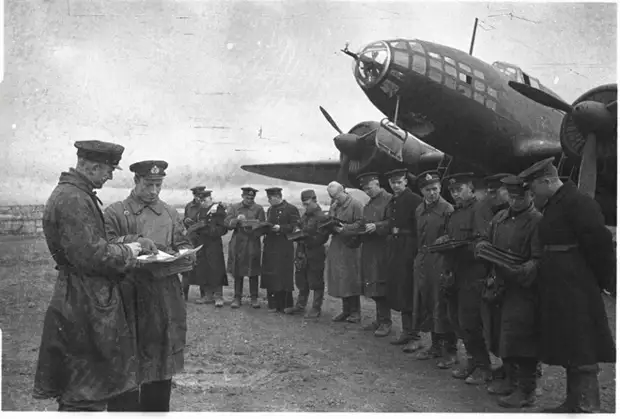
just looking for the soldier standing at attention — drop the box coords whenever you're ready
[519,158,616,413]
[477,175,543,408]
[357,173,393,337]
[182,186,208,303]
[187,190,229,308]
[324,181,364,323]
[103,160,195,411]
[407,171,457,367]
[285,189,330,317]
[436,173,494,385]
[33,141,145,412]
[225,187,265,309]
[261,187,301,313]
[382,169,423,346]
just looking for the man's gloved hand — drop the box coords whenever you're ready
[126,242,142,257]
[137,237,158,255]
[184,217,196,226]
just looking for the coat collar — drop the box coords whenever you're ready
[544,180,575,209]
[126,190,164,215]
[454,196,477,210]
[496,202,535,223]
[58,169,102,206]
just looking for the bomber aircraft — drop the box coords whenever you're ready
[241,38,617,225]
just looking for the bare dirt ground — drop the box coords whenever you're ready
[1,235,616,412]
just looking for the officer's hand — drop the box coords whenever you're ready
[333,226,344,234]
[272,224,281,232]
[237,214,246,221]
[126,242,142,257]
[364,223,377,233]
[184,217,196,226]
[137,237,158,255]
[474,240,489,252]
[435,235,449,245]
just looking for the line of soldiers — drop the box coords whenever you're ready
[33,139,615,413]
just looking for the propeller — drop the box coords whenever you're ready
[508,81,617,198]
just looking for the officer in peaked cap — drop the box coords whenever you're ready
[129,160,168,180]
[416,170,441,190]
[262,186,301,313]
[501,175,527,197]
[182,186,212,303]
[356,172,381,187]
[444,172,475,190]
[225,186,266,309]
[518,157,615,413]
[33,141,144,411]
[481,173,513,216]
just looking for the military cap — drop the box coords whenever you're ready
[417,170,441,189]
[444,172,475,188]
[129,160,168,178]
[356,172,381,187]
[501,175,527,196]
[301,189,316,201]
[384,168,409,180]
[241,186,258,197]
[484,173,513,190]
[196,189,212,198]
[74,140,124,169]
[265,187,283,196]
[518,157,558,183]
[191,186,206,194]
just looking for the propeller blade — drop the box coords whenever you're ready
[606,100,617,116]
[337,154,350,185]
[508,81,573,113]
[577,132,598,199]
[319,106,344,134]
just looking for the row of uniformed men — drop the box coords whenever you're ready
[33,139,615,413]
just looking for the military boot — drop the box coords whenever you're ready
[465,366,493,385]
[284,291,308,315]
[182,285,189,302]
[392,313,417,346]
[488,362,516,396]
[332,298,350,322]
[251,297,260,309]
[346,296,361,323]
[451,354,475,379]
[437,333,459,369]
[363,321,379,331]
[305,289,323,318]
[498,363,537,408]
[541,367,579,413]
[415,334,443,360]
[573,367,601,413]
[230,297,241,309]
[374,323,392,337]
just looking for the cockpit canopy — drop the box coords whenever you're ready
[492,61,563,101]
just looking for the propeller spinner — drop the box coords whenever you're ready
[508,81,617,198]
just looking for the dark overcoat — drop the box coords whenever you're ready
[261,201,301,292]
[385,188,423,312]
[295,206,330,290]
[412,197,453,332]
[536,181,616,366]
[482,204,542,359]
[360,189,393,298]
[225,202,265,278]
[33,169,139,405]
[188,203,228,288]
[104,192,192,383]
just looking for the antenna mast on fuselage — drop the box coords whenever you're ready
[469,17,479,56]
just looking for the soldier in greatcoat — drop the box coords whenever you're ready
[407,171,458,367]
[382,169,423,346]
[284,189,330,317]
[519,158,616,413]
[435,173,494,385]
[187,190,229,308]
[33,141,145,412]
[261,187,301,312]
[356,173,393,337]
[181,186,209,302]
[225,187,265,309]
[477,175,542,408]
[104,160,195,412]
[324,181,364,323]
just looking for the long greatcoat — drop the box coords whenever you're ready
[187,203,228,288]
[385,188,423,312]
[225,202,265,278]
[483,204,542,359]
[295,205,330,290]
[33,169,139,405]
[104,191,192,384]
[183,200,201,235]
[360,189,393,298]
[325,194,364,298]
[412,197,454,332]
[536,181,616,366]
[261,201,301,292]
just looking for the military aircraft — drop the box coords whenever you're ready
[241,38,617,225]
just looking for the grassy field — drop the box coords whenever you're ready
[0,234,616,412]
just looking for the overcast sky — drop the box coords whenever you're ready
[0,0,616,205]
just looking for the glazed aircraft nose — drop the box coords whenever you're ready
[353,41,391,89]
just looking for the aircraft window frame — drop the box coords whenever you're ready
[487,87,498,99]
[411,54,426,75]
[444,76,457,90]
[473,92,485,104]
[474,79,485,91]
[445,65,457,78]
[392,49,410,69]
[485,99,497,111]
[457,84,472,98]
[390,40,409,50]
[429,58,443,70]
[458,63,472,73]
[458,72,472,85]
[444,56,456,66]
[429,51,441,60]
[473,69,485,80]
[409,41,425,55]
[429,68,443,83]
[530,77,540,89]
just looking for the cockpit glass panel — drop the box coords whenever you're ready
[444,77,457,90]
[487,87,498,98]
[473,69,485,80]
[390,40,409,49]
[445,56,456,66]
[530,78,540,88]
[445,65,457,78]
[429,68,442,83]
[457,84,472,98]
[392,49,410,69]
[486,99,497,111]
[409,41,425,54]
[458,63,472,73]
[430,58,443,70]
[473,92,485,104]
[429,52,441,60]
[474,80,485,91]
[411,54,426,75]
[355,41,391,88]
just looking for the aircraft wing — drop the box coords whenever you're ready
[241,160,341,186]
